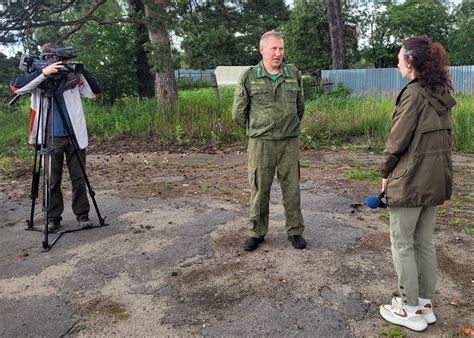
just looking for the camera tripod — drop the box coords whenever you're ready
[25,77,106,251]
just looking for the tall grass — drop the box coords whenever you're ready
[301,94,473,152]
[0,99,31,157]
[301,96,393,149]
[1,88,473,173]
[451,95,473,152]
[83,87,241,145]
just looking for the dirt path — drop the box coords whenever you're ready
[1,149,472,336]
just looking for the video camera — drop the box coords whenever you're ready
[19,47,84,75]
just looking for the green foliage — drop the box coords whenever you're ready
[174,124,189,146]
[0,53,21,89]
[200,181,209,193]
[1,89,472,176]
[82,91,471,152]
[177,0,289,69]
[449,217,461,226]
[181,27,238,69]
[448,0,474,65]
[302,76,324,101]
[331,82,351,98]
[177,78,213,89]
[347,169,379,182]
[380,325,405,338]
[378,211,390,222]
[389,0,453,48]
[354,0,455,68]
[0,99,33,175]
[66,1,138,104]
[282,1,332,75]
[452,95,474,152]
[464,226,474,235]
[349,0,399,68]
[82,87,241,146]
[302,95,393,148]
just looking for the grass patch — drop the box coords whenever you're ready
[200,181,209,193]
[105,303,129,321]
[464,226,474,235]
[379,211,390,221]
[437,207,447,218]
[347,169,379,181]
[449,218,461,226]
[380,326,405,337]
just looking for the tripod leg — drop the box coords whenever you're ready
[42,149,52,249]
[27,98,47,229]
[53,95,106,226]
[27,149,42,229]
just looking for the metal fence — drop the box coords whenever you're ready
[322,65,474,96]
[175,69,214,82]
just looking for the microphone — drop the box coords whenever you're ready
[365,192,387,209]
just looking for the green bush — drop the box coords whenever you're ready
[331,81,351,97]
[302,75,324,101]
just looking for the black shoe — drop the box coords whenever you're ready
[288,235,306,249]
[77,215,93,228]
[46,220,61,233]
[243,237,264,251]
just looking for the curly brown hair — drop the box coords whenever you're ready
[402,35,453,92]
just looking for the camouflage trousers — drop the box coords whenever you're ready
[247,137,305,238]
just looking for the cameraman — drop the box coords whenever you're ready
[10,43,100,232]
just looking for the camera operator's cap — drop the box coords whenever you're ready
[40,43,60,60]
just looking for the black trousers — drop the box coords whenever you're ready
[45,137,89,222]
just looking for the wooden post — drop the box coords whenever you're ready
[211,73,219,100]
[211,73,222,131]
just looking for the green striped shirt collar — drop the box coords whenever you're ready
[256,61,290,79]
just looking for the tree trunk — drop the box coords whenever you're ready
[325,0,347,69]
[129,0,155,98]
[144,1,177,104]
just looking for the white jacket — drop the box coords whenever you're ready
[11,72,98,149]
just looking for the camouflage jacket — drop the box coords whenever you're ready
[232,61,304,140]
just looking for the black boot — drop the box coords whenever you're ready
[243,237,264,251]
[288,235,306,249]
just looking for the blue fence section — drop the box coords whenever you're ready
[322,65,473,95]
[175,69,214,81]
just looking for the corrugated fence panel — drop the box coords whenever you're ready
[322,66,473,95]
[451,65,474,94]
[175,69,214,81]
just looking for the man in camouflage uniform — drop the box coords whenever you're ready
[232,30,306,251]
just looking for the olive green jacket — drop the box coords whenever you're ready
[232,61,304,140]
[380,79,456,207]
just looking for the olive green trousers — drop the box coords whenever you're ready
[247,137,305,238]
[389,206,437,306]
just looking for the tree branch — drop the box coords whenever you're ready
[0,0,147,33]
[2,16,147,31]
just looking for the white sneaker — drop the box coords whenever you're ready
[380,299,428,332]
[392,297,436,324]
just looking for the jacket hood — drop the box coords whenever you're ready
[410,81,456,116]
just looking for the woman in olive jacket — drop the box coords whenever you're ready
[379,36,456,332]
